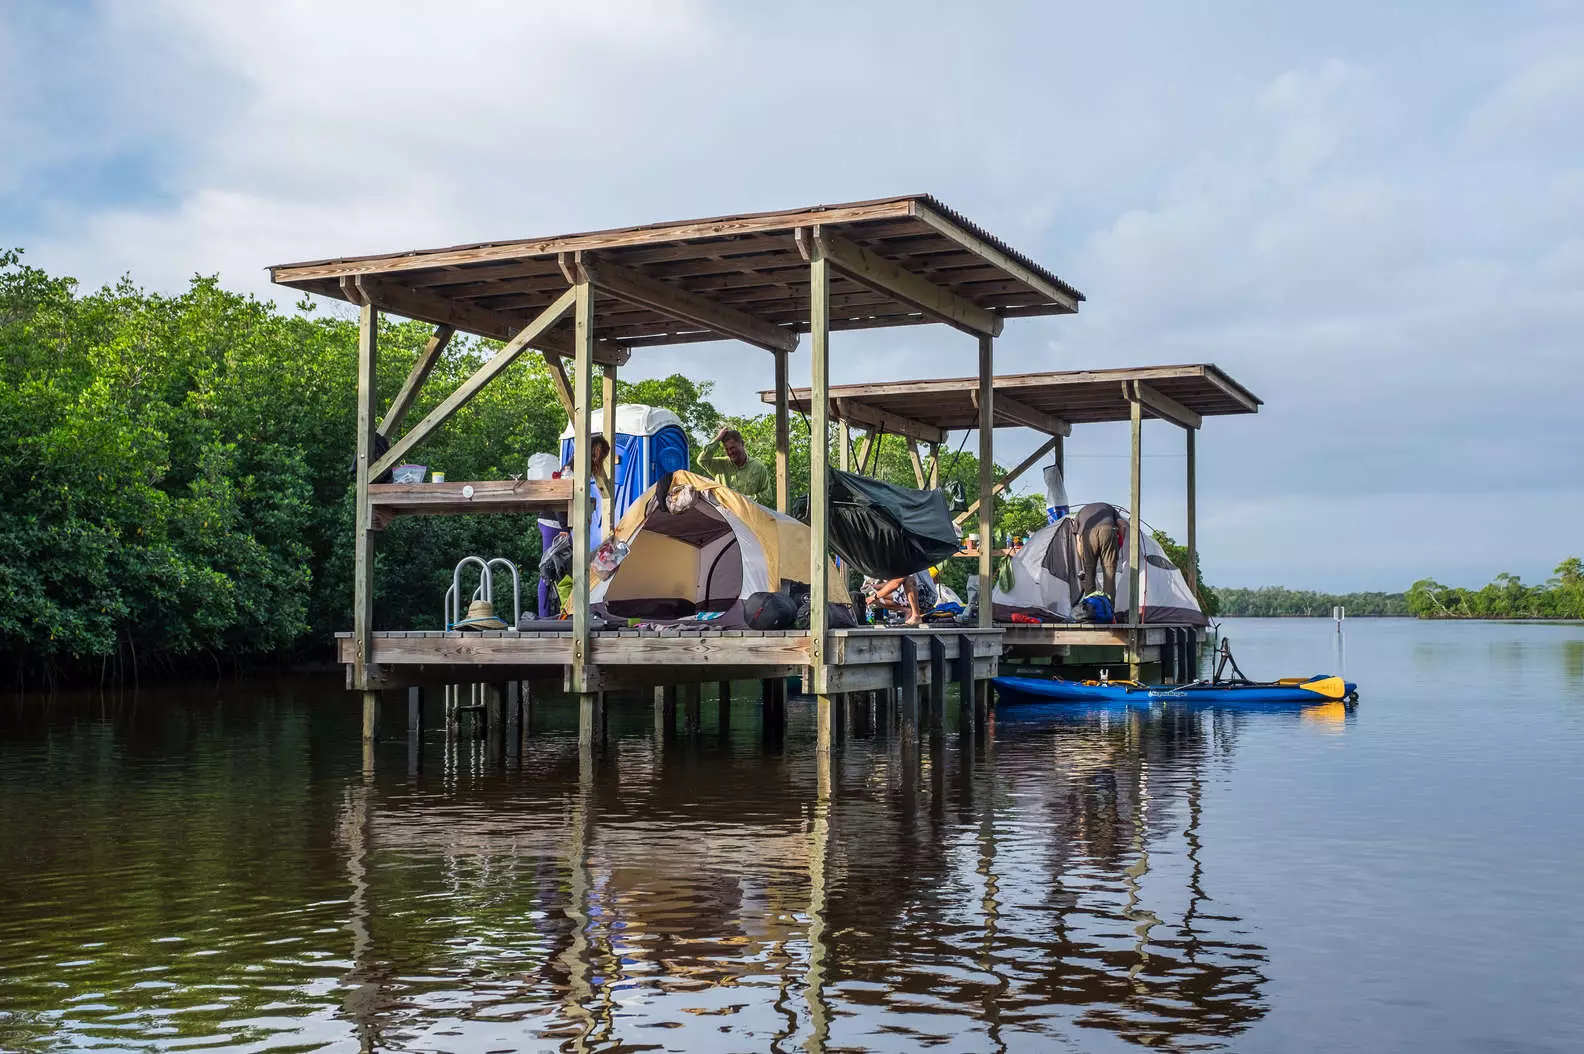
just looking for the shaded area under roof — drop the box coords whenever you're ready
[761,364,1261,439]
[267,195,1084,350]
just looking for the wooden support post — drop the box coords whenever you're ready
[717,680,731,733]
[956,641,975,735]
[522,679,535,742]
[1128,388,1144,679]
[505,681,521,759]
[1186,427,1198,596]
[654,684,677,746]
[685,684,701,736]
[898,635,919,732]
[406,686,423,774]
[807,228,832,698]
[977,335,994,630]
[1054,433,1065,478]
[928,441,940,489]
[839,420,851,472]
[774,350,791,513]
[908,440,927,489]
[1129,389,1143,628]
[571,280,595,699]
[353,302,379,691]
[761,678,783,746]
[928,636,947,735]
[601,364,617,537]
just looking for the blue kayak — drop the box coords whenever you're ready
[992,675,1357,706]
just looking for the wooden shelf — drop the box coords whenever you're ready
[369,478,573,529]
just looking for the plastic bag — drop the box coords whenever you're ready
[590,537,630,576]
[1044,464,1070,522]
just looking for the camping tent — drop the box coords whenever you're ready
[590,471,852,627]
[992,503,1206,625]
[559,405,690,526]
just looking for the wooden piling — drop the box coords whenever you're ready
[406,686,423,774]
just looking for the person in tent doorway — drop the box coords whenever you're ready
[538,435,613,618]
[697,426,774,507]
[1075,502,1121,603]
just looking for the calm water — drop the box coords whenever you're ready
[2,619,1582,1053]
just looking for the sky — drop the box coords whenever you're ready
[3,0,1582,591]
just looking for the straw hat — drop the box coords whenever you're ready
[455,598,507,630]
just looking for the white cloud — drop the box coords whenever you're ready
[13,0,1584,589]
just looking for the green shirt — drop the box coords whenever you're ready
[697,440,775,507]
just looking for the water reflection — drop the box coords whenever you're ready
[1,683,1277,1052]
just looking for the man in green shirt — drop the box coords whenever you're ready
[697,426,774,507]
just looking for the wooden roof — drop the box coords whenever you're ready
[267,195,1083,352]
[760,364,1260,441]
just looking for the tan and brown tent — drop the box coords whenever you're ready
[590,471,850,626]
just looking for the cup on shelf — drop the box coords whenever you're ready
[430,471,446,483]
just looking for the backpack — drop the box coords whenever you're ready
[1077,592,1115,624]
[744,591,797,631]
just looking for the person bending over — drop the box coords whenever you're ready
[697,426,774,507]
[1075,502,1121,602]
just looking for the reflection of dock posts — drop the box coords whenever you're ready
[956,638,976,736]
[683,683,702,736]
[928,636,948,738]
[579,692,606,752]
[717,680,732,736]
[654,684,676,745]
[406,686,423,775]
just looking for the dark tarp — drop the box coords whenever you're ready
[794,469,961,579]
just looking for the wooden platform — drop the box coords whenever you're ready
[336,626,1002,694]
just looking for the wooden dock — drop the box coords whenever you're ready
[267,195,1247,768]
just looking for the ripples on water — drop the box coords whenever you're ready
[2,619,1581,1052]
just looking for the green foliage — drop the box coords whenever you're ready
[1216,586,1409,617]
[0,251,719,681]
[1404,560,1584,619]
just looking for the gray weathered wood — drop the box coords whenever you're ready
[1132,379,1203,430]
[912,200,1082,313]
[977,334,994,630]
[808,228,832,689]
[353,302,380,690]
[372,287,577,480]
[571,281,595,694]
[379,325,454,439]
[1186,426,1197,596]
[1129,388,1143,630]
[580,252,797,353]
[813,227,1003,337]
[602,364,617,536]
[972,387,1070,436]
[953,435,1059,527]
[832,397,945,445]
[774,349,790,512]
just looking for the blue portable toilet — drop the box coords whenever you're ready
[559,404,690,527]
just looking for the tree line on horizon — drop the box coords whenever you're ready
[1215,559,1584,619]
[0,252,1059,687]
